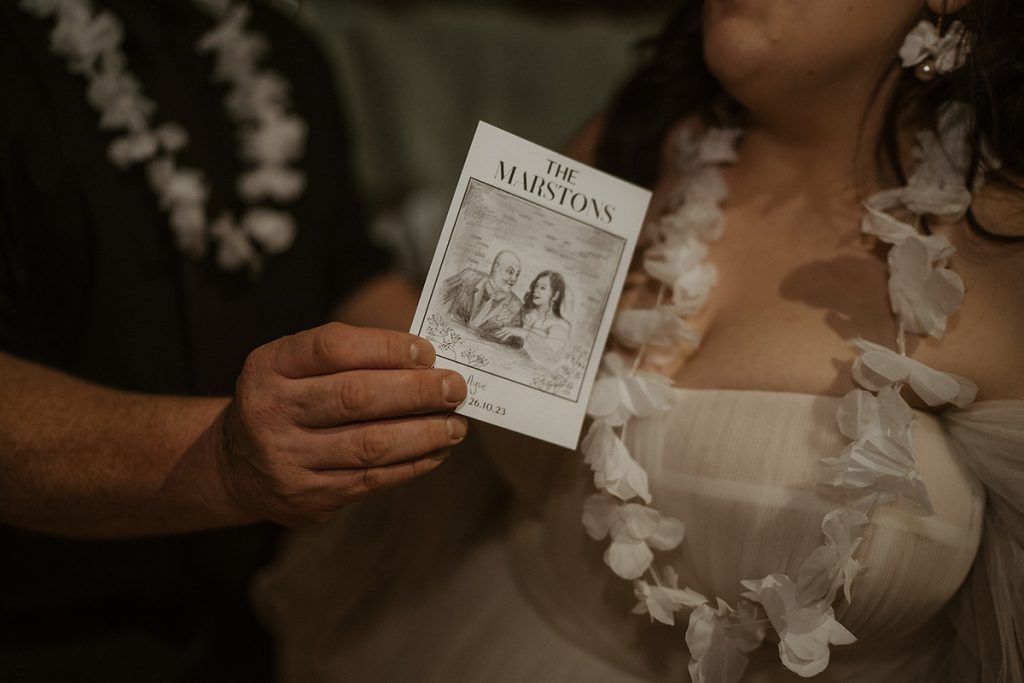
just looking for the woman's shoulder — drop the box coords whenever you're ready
[924,182,1024,401]
[547,315,571,330]
[970,177,1024,238]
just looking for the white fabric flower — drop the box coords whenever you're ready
[887,234,964,338]
[901,178,972,219]
[644,234,707,285]
[86,65,153,131]
[697,128,741,164]
[52,5,122,74]
[821,386,933,513]
[933,21,972,74]
[147,158,208,210]
[741,574,856,678]
[582,493,685,580]
[850,338,977,407]
[239,114,307,166]
[169,204,207,259]
[238,165,306,202]
[686,598,766,683]
[243,208,296,254]
[861,195,957,262]
[197,5,249,58]
[660,201,724,242]
[835,386,913,443]
[211,214,257,271]
[902,103,975,217]
[671,128,699,173]
[612,305,699,350]
[899,20,939,67]
[864,192,967,342]
[819,432,933,514]
[672,262,717,316]
[632,566,707,626]
[586,352,674,427]
[863,103,976,221]
[898,19,971,74]
[796,507,868,605]
[226,72,288,120]
[154,123,189,154]
[673,166,728,208]
[903,131,972,219]
[212,32,268,82]
[108,131,159,168]
[581,420,652,503]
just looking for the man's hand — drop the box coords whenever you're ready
[219,323,468,526]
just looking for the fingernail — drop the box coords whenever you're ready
[411,340,434,368]
[442,374,467,403]
[432,448,451,461]
[447,416,467,441]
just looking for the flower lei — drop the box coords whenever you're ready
[20,0,308,274]
[580,102,986,682]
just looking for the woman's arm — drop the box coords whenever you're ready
[523,319,571,364]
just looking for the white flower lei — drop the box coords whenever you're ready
[20,0,308,274]
[581,102,986,682]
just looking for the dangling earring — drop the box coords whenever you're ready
[899,4,973,81]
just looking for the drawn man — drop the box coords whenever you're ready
[441,250,523,335]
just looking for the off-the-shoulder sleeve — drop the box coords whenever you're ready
[943,401,1024,682]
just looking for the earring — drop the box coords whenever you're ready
[899,9,973,81]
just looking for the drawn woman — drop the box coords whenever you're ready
[495,270,570,366]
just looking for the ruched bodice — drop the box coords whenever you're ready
[504,389,984,680]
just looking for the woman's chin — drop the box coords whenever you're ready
[703,18,778,100]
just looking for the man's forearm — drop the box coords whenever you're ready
[0,352,251,538]
[0,322,469,537]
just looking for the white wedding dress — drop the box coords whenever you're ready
[256,390,1024,682]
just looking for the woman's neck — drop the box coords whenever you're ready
[724,66,903,206]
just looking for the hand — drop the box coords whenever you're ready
[494,327,526,343]
[218,323,468,527]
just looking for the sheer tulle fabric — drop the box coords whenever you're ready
[944,402,1024,682]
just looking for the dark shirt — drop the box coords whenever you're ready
[0,1,388,679]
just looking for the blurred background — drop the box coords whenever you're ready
[297,0,674,280]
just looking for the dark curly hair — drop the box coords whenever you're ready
[596,1,1024,242]
[525,270,567,318]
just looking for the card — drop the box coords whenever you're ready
[410,122,651,449]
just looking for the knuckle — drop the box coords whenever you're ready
[239,346,269,387]
[360,466,382,494]
[311,324,340,367]
[358,426,392,465]
[337,378,372,418]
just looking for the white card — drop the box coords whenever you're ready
[410,122,651,449]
